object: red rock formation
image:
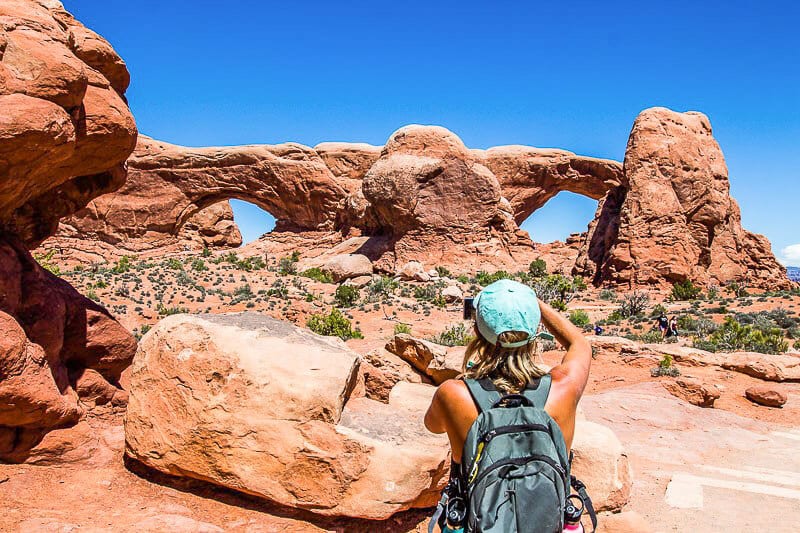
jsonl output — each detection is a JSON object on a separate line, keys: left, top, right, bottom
{"left": 0, "top": 0, "right": 137, "bottom": 461}
{"left": 575, "top": 107, "right": 790, "bottom": 289}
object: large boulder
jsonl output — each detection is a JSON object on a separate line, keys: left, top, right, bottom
{"left": 125, "top": 313, "right": 448, "bottom": 519}
{"left": 575, "top": 107, "right": 790, "bottom": 289}
{"left": 571, "top": 420, "right": 632, "bottom": 512}
{"left": 321, "top": 253, "right": 373, "bottom": 282}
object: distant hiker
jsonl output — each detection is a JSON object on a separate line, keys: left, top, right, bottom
{"left": 669, "top": 316, "right": 679, "bottom": 338}
{"left": 657, "top": 313, "right": 668, "bottom": 339}
{"left": 425, "top": 279, "right": 596, "bottom": 532}
{"left": 594, "top": 324, "right": 604, "bottom": 336}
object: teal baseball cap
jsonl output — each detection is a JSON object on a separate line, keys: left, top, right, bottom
{"left": 473, "top": 279, "right": 546, "bottom": 348}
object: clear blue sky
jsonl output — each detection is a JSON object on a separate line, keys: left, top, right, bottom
{"left": 65, "top": 1, "right": 799, "bottom": 266}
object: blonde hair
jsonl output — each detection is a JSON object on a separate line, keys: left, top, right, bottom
{"left": 461, "top": 329, "right": 547, "bottom": 393}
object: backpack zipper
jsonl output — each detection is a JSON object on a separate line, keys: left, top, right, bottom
{"left": 470, "top": 453, "right": 567, "bottom": 490}
{"left": 466, "top": 424, "right": 552, "bottom": 483}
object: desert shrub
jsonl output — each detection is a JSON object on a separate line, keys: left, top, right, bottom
{"left": 236, "top": 256, "right": 266, "bottom": 271}
{"left": 112, "top": 255, "right": 133, "bottom": 274}
{"left": 267, "top": 279, "right": 289, "bottom": 299}
{"left": 429, "top": 323, "right": 474, "bottom": 347}
{"left": 201, "top": 247, "right": 211, "bottom": 257}
{"left": 474, "top": 270, "right": 512, "bottom": 286}
{"left": 307, "top": 308, "right": 363, "bottom": 340}
{"left": 165, "top": 258, "right": 183, "bottom": 270}
{"left": 191, "top": 258, "right": 207, "bottom": 272}
{"left": 394, "top": 323, "right": 412, "bottom": 335}
{"left": 599, "top": 289, "right": 617, "bottom": 301}
{"left": 525, "top": 274, "right": 586, "bottom": 309}
{"left": 86, "top": 289, "right": 99, "bottom": 301}
{"left": 365, "top": 276, "right": 398, "bottom": 302}
{"left": 569, "top": 310, "right": 590, "bottom": 327}
{"left": 157, "top": 304, "right": 188, "bottom": 316}
{"left": 794, "top": 339, "right": 800, "bottom": 350}
{"left": 33, "top": 249, "right": 61, "bottom": 276}
{"left": 706, "top": 284, "right": 720, "bottom": 300}
{"left": 277, "top": 255, "right": 298, "bottom": 276}
{"left": 435, "top": 266, "right": 451, "bottom": 278}
{"left": 528, "top": 259, "right": 548, "bottom": 278}
{"left": 456, "top": 274, "right": 470, "bottom": 284}
{"left": 671, "top": 280, "right": 702, "bottom": 301}
{"left": 726, "top": 280, "right": 749, "bottom": 298}
{"left": 618, "top": 291, "right": 649, "bottom": 318}
{"left": 650, "top": 304, "right": 668, "bottom": 318}
{"left": 697, "top": 316, "right": 788, "bottom": 354}
{"left": 301, "top": 267, "right": 334, "bottom": 283}
{"left": 650, "top": 354, "right": 680, "bottom": 377}
{"left": 334, "top": 285, "right": 360, "bottom": 308}
{"left": 232, "top": 284, "right": 254, "bottom": 303}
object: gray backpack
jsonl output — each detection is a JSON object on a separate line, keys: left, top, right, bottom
{"left": 430, "top": 375, "right": 596, "bottom": 533}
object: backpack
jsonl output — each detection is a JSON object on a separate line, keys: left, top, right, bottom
{"left": 429, "top": 374, "right": 597, "bottom": 533}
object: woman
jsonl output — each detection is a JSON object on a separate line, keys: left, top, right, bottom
{"left": 424, "top": 278, "right": 591, "bottom": 468}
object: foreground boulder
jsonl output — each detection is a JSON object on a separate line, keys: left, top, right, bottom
{"left": 125, "top": 313, "right": 448, "bottom": 519}
{"left": 745, "top": 385, "right": 787, "bottom": 407}
{"left": 571, "top": 420, "right": 632, "bottom": 512}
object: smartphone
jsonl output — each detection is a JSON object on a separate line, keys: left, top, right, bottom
{"left": 463, "top": 297, "right": 475, "bottom": 320}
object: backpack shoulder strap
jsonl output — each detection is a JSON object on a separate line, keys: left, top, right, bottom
{"left": 464, "top": 378, "right": 502, "bottom": 413}
{"left": 521, "top": 373, "right": 552, "bottom": 408}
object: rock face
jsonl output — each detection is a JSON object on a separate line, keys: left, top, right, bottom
{"left": 576, "top": 107, "right": 790, "bottom": 289}
{"left": 0, "top": 0, "right": 137, "bottom": 247}
{"left": 125, "top": 313, "right": 449, "bottom": 519}
{"left": 45, "top": 110, "right": 788, "bottom": 288}
{"left": 385, "top": 334, "right": 464, "bottom": 385}
{"left": 176, "top": 201, "right": 242, "bottom": 250}
{"left": 0, "top": 0, "right": 137, "bottom": 461}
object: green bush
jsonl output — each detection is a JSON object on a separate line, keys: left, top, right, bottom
{"left": 33, "top": 249, "right": 61, "bottom": 276}
{"left": 599, "top": 289, "right": 617, "bottom": 301}
{"left": 671, "top": 280, "right": 702, "bottom": 301}
{"left": 429, "top": 323, "right": 474, "bottom": 347}
{"left": 201, "top": 247, "right": 212, "bottom": 257}
{"left": 307, "top": 308, "right": 363, "bottom": 340}
{"left": 435, "top": 266, "right": 451, "bottom": 278}
{"left": 112, "top": 255, "right": 133, "bottom": 274}
{"left": 191, "top": 258, "right": 207, "bottom": 272}
{"left": 474, "top": 270, "right": 512, "bottom": 286}
{"left": 569, "top": 310, "right": 590, "bottom": 327}
{"left": 334, "top": 284, "right": 360, "bottom": 307}
{"left": 697, "top": 316, "right": 788, "bottom": 354}
{"left": 650, "top": 304, "right": 667, "bottom": 318}
{"left": 301, "top": 267, "right": 334, "bottom": 283}
{"left": 366, "top": 276, "right": 398, "bottom": 302}
{"left": 456, "top": 274, "right": 470, "bottom": 284}
{"left": 528, "top": 259, "right": 548, "bottom": 278}
{"left": 394, "top": 323, "right": 412, "bottom": 335}
{"left": 157, "top": 304, "right": 188, "bottom": 316}
{"left": 794, "top": 339, "right": 800, "bottom": 350}
{"left": 277, "top": 255, "right": 298, "bottom": 275}
{"left": 650, "top": 354, "right": 680, "bottom": 377}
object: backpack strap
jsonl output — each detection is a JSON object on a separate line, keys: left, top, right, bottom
{"left": 521, "top": 373, "right": 552, "bottom": 408}
{"left": 464, "top": 378, "right": 502, "bottom": 413}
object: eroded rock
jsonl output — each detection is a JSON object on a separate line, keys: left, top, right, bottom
{"left": 125, "top": 313, "right": 448, "bottom": 519}
{"left": 745, "top": 385, "right": 788, "bottom": 407}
